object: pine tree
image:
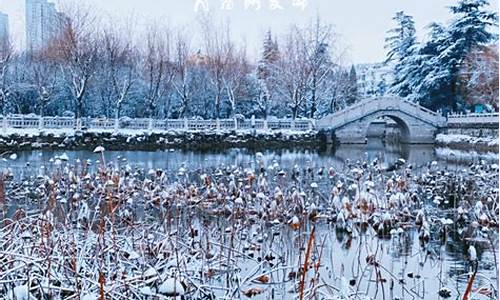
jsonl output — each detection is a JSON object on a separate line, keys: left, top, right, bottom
{"left": 410, "top": 23, "right": 450, "bottom": 108}
{"left": 385, "top": 11, "right": 416, "bottom": 63}
{"left": 384, "top": 11, "right": 417, "bottom": 97}
{"left": 256, "top": 30, "right": 280, "bottom": 117}
{"left": 418, "top": 0, "right": 498, "bottom": 110}
{"left": 346, "top": 65, "right": 358, "bottom": 105}
{"left": 257, "top": 30, "right": 279, "bottom": 80}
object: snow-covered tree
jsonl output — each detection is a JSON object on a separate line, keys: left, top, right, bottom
{"left": 101, "top": 28, "right": 138, "bottom": 119}
{"left": 410, "top": 22, "right": 454, "bottom": 109}
{"left": 223, "top": 47, "right": 250, "bottom": 117}
{"left": 324, "top": 68, "right": 350, "bottom": 114}
{"left": 345, "top": 65, "right": 358, "bottom": 105}
{"left": 445, "top": 0, "right": 498, "bottom": 110}
{"left": 385, "top": 11, "right": 416, "bottom": 63}
{"left": 416, "top": 0, "right": 497, "bottom": 110}
{"left": 26, "top": 52, "right": 59, "bottom": 116}
{"left": 256, "top": 30, "right": 280, "bottom": 118}
{"left": 275, "top": 18, "right": 343, "bottom": 119}
{"left": 386, "top": 0, "right": 497, "bottom": 111}
{"left": 275, "top": 26, "right": 310, "bottom": 119}
{"left": 199, "top": 17, "right": 235, "bottom": 118}
{"left": 53, "top": 5, "right": 100, "bottom": 119}
{"left": 172, "top": 31, "right": 193, "bottom": 118}
{"left": 139, "top": 27, "right": 174, "bottom": 118}
{"left": 0, "top": 36, "right": 14, "bottom": 115}
{"left": 384, "top": 11, "right": 417, "bottom": 97}
{"left": 304, "top": 17, "right": 336, "bottom": 118}
{"left": 458, "top": 44, "right": 499, "bottom": 111}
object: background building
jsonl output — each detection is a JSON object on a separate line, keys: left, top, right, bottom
{"left": 356, "top": 62, "right": 394, "bottom": 98}
{"left": 25, "top": 0, "right": 65, "bottom": 52}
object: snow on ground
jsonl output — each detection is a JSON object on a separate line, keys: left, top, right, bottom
{"left": 435, "top": 147, "right": 498, "bottom": 162}
{"left": 436, "top": 133, "right": 498, "bottom": 147}
{"left": 0, "top": 128, "right": 316, "bottom": 138}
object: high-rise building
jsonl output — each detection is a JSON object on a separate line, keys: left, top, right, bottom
{"left": 26, "top": 0, "right": 65, "bottom": 52}
{"left": 0, "top": 12, "right": 9, "bottom": 46}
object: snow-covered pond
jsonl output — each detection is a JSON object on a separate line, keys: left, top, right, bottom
{"left": 0, "top": 141, "right": 498, "bottom": 299}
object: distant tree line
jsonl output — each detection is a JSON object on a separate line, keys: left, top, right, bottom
{"left": 385, "top": 0, "right": 498, "bottom": 113}
{"left": 0, "top": 7, "right": 359, "bottom": 120}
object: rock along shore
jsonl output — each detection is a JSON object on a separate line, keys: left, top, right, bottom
{"left": 0, "top": 130, "right": 321, "bottom": 152}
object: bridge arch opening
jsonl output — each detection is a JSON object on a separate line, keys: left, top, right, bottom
{"left": 365, "top": 115, "right": 410, "bottom": 143}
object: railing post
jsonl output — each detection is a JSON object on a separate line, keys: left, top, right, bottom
{"left": 216, "top": 118, "right": 220, "bottom": 130}
{"left": 2, "top": 116, "right": 6, "bottom": 133}
{"left": 76, "top": 118, "right": 82, "bottom": 132}
{"left": 234, "top": 117, "right": 238, "bottom": 130}
{"left": 114, "top": 118, "right": 119, "bottom": 132}
{"left": 251, "top": 115, "right": 255, "bottom": 128}
{"left": 38, "top": 116, "right": 44, "bottom": 131}
{"left": 184, "top": 118, "right": 188, "bottom": 130}
{"left": 264, "top": 119, "right": 268, "bottom": 130}
{"left": 148, "top": 118, "right": 153, "bottom": 132}
{"left": 291, "top": 119, "right": 296, "bottom": 130}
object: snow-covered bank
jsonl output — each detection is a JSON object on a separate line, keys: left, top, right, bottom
{"left": 0, "top": 129, "right": 320, "bottom": 151}
{"left": 436, "top": 133, "right": 498, "bottom": 152}
{"left": 435, "top": 147, "right": 498, "bottom": 163}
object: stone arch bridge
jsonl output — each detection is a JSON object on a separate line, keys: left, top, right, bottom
{"left": 317, "top": 96, "right": 447, "bottom": 144}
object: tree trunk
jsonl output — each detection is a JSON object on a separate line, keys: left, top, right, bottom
{"left": 116, "top": 102, "right": 122, "bottom": 119}
{"left": 215, "top": 93, "right": 221, "bottom": 119}
{"left": 75, "top": 98, "right": 83, "bottom": 120}
{"left": 39, "top": 101, "right": 45, "bottom": 117}
{"left": 310, "top": 76, "right": 317, "bottom": 118}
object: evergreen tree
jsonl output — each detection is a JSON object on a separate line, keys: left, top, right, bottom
{"left": 384, "top": 11, "right": 417, "bottom": 97}
{"left": 410, "top": 23, "right": 450, "bottom": 108}
{"left": 257, "top": 30, "right": 279, "bottom": 80}
{"left": 346, "top": 65, "right": 358, "bottom": 105}
{"left": 417, "top": 0, "right": 498, "bottom": 110}
{"left": 385, "top": 11, "right": 417, "bottom": 63}
{"left": 377, "top": 78, "right": 387, "bottom": 96}
{"left": 257, "top": 30, "right": 280, "bottom": 117}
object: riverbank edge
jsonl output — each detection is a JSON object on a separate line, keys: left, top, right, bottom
{"left": 0, "top": 130, "right": 322, "bottom": 152}
{"left": 435, "top": 133, "right": 499, "bottom": 152}
{"left": 1, "top": 130, "right": 497, "bottom": 152}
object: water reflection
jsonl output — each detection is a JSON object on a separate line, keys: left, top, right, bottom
{"left": 5, "top": 139, "right": 496, "bottom": 182}
{"left": 325, "top": 138, "right": 437, "bottom": 170}
{"left": 8, "top": 140, "right": 436, "bottom": 175}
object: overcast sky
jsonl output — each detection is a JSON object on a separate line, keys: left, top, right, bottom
{"left": 0, "top": 0, "right": 498, "bottom": 63}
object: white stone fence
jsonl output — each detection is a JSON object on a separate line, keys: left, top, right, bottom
{"left": 0, "top": 115, "right": 316, "bottom": 133}
{"left": 1, "top": 111, "right": 496, "bottom": 135}
{"left": 447, "top": 112, "right": 499, "bottom": 125}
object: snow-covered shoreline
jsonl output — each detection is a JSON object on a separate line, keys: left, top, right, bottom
{"left": 0, "top": 129, "right": 497, "bottom": 152}
{"left": 435, "top": 147, "right": 498, "bottom": 163}
{"left": 436, "top": 133, "right": 498, "bottom": 152}
{"left": 0, "top": 129, "right": 321, "bottom": 151}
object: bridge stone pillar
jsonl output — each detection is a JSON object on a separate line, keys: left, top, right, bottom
{"left": 403, "top": 121, "right": 437, "bottom": 144}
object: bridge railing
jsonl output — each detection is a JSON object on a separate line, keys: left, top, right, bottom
{"left": 401, "top": 99, "right": 438, "bottom": 116}
{"left": 321, "top": 96, "right": 445, "bottom": 129}
{"left": 447, "top": 112, "right": 499, "bottom": 124}
{"left": 0, "top": 115, "right": 316, "bottom": 134}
